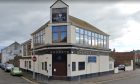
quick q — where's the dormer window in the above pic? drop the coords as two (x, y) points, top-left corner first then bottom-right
(52, 7), (67, 23)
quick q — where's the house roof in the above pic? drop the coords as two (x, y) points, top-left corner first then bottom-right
(31, 15), (109, 36)
(21, 39), (31, 45)
(1, 41), (21, 51)
(50, 0), (69, 8)
(110, 52), (135, 59)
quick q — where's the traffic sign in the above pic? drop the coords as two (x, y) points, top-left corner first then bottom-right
(32, 56), (37, 62)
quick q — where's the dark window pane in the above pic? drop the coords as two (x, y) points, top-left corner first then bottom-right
(72, 62), (76, 71)
(42, 62), (44, 70)
(61, 32), (67, 42)
(45, 62), (47, 71)
(52, 25), (67, 43)
(78, 62), (85, 70)
(53, 32), (59, 42)
(60, 26), (67, 31)
(52, 27), (59, 32)
(54, 54), (67, 63)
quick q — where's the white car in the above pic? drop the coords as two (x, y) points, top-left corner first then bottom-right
(118, 64), (125, 70)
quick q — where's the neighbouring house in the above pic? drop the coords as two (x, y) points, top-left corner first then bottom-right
(1, 42), (22, 64)
(20, 39), (32, 71)
(20, 0), (113, 80)
(110, 51), (135, 67)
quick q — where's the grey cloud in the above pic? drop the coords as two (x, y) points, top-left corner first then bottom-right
(0, 1), (138, 48)
(69, 3), (130, 40)
(0, 3), (51, 44)
(132, 11), (140, 22)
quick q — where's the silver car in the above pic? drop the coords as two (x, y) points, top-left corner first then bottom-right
(5, 64), (14, 72)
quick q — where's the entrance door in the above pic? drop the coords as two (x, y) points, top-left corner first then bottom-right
(52, 54), (67, 78)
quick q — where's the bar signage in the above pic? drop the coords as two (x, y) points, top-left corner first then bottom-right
(88, 56), (96, 63)
(52, 7), (67, 23)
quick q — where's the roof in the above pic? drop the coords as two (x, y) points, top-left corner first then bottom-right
(31, 21), (50, 35)
(69, 15), (108, 35)
(21, 39), (31, 45)
(110, 52), (135, 59)
(50, 0), (69, 8)
(31, 15), (109, 36)
(1, 41), (21, 51)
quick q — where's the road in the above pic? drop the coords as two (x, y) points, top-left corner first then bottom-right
(101, 74), (140, 84)
(0, 69), (31, 84)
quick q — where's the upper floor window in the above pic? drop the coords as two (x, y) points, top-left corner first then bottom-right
(52, 25), (67, 43)
(22, 41), (31, 56)
(33, 29), (45, 46)
(75, 27), (109, 49)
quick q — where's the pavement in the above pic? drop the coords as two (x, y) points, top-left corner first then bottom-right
(45, 70), (140, 84)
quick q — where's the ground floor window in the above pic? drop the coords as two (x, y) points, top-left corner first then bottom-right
(72, 62), (76, 71)
(78, 62), (85, 70)
(42, 62), (44, 70)
(29, 61), (31, 69)
(24, 61), (26, 68)
(42, 62), (47, 71)
(45, 62), (47, 71)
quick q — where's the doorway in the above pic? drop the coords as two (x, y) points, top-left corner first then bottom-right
(52, 54), (67, 77)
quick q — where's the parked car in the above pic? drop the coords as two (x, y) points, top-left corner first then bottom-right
(118, 64), (125, 71)
(1, 63), (6, 70)
(10, 67), (22, 76)
(4, 64), (14, 72)
(0, 63), (2, 68)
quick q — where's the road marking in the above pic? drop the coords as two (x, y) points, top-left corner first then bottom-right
(21, 76), (39, 84)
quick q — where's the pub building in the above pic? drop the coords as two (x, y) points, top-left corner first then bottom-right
(20, 0), (114, 80)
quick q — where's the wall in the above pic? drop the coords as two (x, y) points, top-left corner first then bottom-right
(67, 54), (110, 77)
(109, 61), (114, 71)
(20, 54), (52, 76)
(99, 55), (109, 72)
(125, 60), (134, 71)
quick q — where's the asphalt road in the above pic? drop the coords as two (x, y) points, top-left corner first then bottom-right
(101, 75), (140, 84)
(0, 69), (31, 84)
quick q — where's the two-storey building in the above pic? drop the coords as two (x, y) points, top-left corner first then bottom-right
(20, 0), (113, 80)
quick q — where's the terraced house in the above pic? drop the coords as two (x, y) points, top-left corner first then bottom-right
(20, 0), (114, 80)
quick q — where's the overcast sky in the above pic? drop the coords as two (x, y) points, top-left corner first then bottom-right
(0, 0), (140, 52)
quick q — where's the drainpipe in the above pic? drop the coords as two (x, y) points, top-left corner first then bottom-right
(98, 52), (100, 76)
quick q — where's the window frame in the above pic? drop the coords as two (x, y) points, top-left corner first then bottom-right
(78, 62), (85, 70)
(72, 62), (76, 71)
(52, 25), (67, 43)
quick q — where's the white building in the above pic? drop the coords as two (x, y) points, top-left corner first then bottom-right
(20, 0), (114, 80)
(1, 42), (21, 63)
